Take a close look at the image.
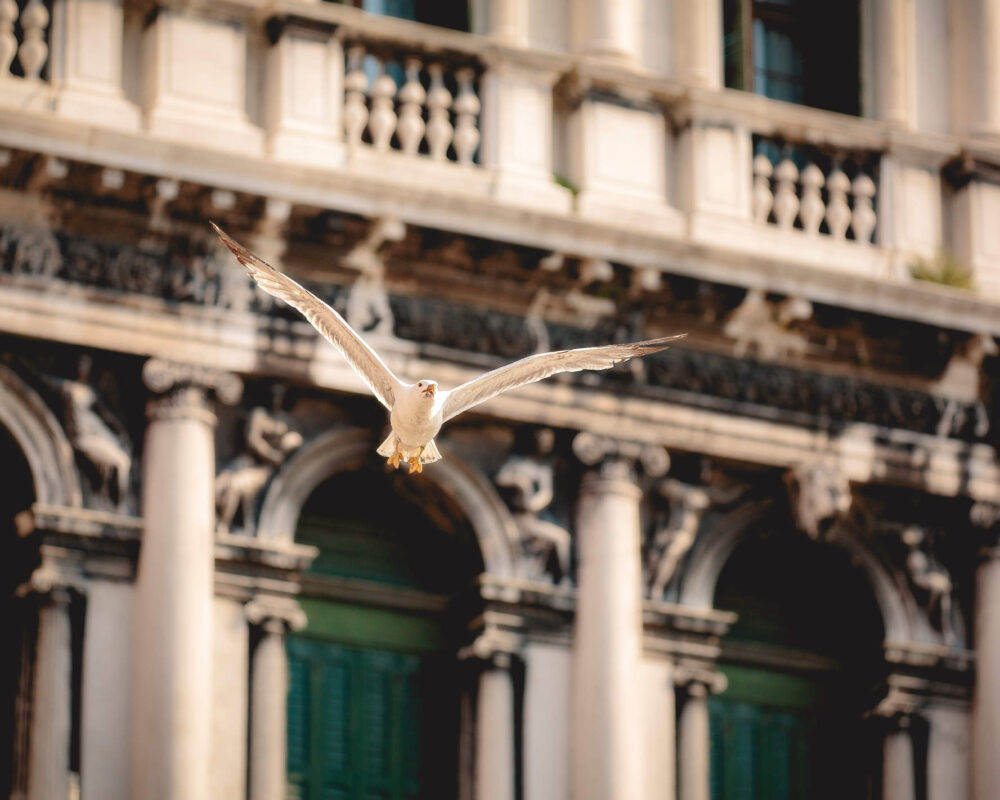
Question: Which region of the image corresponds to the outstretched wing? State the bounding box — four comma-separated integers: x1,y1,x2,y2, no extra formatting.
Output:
211,222,403,410
441,335,685,421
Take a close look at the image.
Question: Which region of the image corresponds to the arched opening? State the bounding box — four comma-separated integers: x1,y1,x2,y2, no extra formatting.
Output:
0,424,40,798
287,465,484,800
709,525,885,800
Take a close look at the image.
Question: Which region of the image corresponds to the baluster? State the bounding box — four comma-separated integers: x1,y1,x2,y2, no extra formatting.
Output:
425,64,453,161
452,67,481,165
396,58,426,156
772,158,800,229
799,163,825,235
752,154,774,223
825,167,852,240
343,45,370,154
851,174,877,244
0,0,17,76
17,0,49,80
368,58,398,152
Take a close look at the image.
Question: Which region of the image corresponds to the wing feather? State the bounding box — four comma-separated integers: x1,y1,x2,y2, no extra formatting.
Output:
441,334,685,421
211,222,402,410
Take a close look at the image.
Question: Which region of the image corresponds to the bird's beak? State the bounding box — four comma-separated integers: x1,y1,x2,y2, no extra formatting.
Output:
427,384,437,396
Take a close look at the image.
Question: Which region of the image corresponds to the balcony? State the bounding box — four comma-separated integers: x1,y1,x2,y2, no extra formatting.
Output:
1,0,998,312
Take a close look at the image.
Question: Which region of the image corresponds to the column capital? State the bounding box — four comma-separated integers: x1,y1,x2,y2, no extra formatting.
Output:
15,561,79,602
674,663,727,696
143,357,243,404
244,595,307,633
573,431,670,478
458,631,519,669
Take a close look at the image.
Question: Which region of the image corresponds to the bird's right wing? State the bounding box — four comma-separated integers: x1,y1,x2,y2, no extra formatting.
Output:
212,223,403,410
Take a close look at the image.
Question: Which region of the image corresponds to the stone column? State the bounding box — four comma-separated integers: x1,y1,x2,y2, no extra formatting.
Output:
873,0,916,127
675,668,726,800
572,0,640,63
130,359,241,800
571,433,669,800
972,545,1000,800
673,0,724,88
475,655,516,800
883,714,916,800
459,635,517,800
22,567,73,800
964,0,1000,136
246,597,307,800
487,0,529,46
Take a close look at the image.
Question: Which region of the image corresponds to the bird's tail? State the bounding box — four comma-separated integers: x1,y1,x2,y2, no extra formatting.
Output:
421,439,442,464
376,433,397,458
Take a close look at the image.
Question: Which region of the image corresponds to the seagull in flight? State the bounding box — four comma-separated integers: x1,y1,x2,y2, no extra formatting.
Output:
212,223,684,474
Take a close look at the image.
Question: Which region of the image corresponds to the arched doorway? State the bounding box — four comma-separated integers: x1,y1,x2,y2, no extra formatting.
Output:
287,465,484,800
709,526,885,800
0,423,40,798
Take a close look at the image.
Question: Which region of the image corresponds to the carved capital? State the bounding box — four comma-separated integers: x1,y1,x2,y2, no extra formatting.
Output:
572,431,670,477
674,662,727,696
142,358,243,405
15,562,77,602
244,595,307,634
457,630,519,668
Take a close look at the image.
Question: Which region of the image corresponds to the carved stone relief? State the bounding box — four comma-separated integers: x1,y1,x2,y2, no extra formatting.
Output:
899,525,955,645
495,432,570,584
785,460,851,540
215,407,302,534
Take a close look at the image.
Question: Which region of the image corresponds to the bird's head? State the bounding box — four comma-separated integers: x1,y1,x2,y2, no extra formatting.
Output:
414,380,438,400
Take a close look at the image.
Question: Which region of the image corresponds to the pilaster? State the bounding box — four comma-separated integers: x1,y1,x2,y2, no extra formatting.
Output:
571,0,640,64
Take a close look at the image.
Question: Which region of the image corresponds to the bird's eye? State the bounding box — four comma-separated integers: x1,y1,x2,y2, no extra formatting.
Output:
418,382,423,387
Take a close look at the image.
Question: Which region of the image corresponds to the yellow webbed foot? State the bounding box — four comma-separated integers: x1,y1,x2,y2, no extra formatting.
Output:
407,457,423,474
387,453,402,469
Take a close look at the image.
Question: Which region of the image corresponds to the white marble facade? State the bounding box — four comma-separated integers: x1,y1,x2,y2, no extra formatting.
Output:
0,1,999,800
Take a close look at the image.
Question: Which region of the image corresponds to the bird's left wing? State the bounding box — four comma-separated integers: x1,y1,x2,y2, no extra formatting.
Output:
211,222,403,410
441,335,685,422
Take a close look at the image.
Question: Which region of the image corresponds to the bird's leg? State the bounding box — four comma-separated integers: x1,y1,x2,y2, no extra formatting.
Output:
387,450,402,470
407,445,426,474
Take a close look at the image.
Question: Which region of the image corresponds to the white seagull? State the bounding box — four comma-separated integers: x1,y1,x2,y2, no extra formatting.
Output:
212,223,684,474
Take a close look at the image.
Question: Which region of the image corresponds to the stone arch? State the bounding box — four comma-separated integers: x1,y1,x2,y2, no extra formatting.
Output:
677,499,921,646
0,364,81,508
257,427,520,578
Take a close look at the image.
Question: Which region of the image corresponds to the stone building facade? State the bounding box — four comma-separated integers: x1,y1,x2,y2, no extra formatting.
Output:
1,1,999,800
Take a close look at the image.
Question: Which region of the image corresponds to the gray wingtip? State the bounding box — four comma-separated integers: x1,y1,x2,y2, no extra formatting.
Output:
634,333,687,353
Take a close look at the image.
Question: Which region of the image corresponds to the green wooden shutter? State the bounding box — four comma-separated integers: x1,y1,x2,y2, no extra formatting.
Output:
286,638,438,800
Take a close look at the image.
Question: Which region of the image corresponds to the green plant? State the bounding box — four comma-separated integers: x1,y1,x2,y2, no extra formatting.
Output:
552,173,579,196
909,251,975,290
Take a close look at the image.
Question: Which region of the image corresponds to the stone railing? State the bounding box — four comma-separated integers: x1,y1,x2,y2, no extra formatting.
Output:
751,138,880,244
0,0,49,80
340,40,481,164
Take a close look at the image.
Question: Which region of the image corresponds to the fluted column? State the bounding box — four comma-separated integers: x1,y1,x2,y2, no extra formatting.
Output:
246,597,306,800
675,668,726,800
130,359,242,800
571,433,668,800
23,570,73,800
972,545,1000,800
572,0,640,63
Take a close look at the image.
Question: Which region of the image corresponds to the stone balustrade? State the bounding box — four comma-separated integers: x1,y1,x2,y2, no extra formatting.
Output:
751,139,880,244
340,41,481,165
0,0,49,80
2,0,999,296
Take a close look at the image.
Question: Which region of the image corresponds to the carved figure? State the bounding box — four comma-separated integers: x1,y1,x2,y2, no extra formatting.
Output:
785,460,850,539
495,452,570,583
648,480,710,597
343,217,405,336
932,333,998,438
55,359,131,510
0,224,62,277
723,288,812,361
215,407,302,533
901,526,955,645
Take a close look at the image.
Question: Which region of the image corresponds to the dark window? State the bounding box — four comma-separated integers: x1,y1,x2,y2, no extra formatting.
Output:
724,0,860,115
339,0,470,31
